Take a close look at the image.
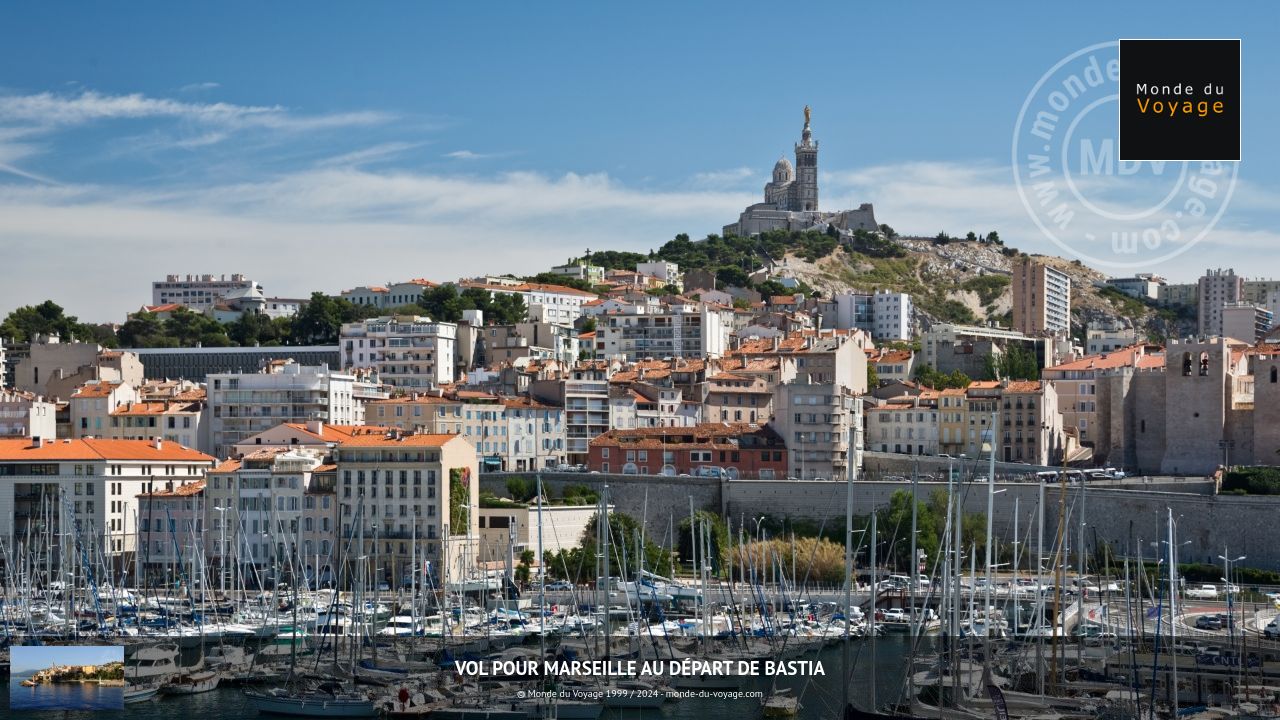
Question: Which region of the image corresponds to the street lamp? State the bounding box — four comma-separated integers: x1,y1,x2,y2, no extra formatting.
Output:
1217,552,1246,647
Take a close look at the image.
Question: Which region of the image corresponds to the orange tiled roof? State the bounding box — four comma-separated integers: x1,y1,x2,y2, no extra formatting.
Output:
111,401,200,416
209,458,243,473
1046,344,1165,373
1004,380,1043,393
876,350,913,364
143,303,183,313
0,438,213,462
72,382,122,399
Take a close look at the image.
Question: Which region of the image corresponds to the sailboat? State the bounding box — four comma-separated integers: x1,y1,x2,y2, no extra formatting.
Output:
160,668,222,695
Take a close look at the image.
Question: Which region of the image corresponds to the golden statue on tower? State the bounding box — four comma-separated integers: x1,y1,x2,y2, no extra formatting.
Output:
804,105,811,125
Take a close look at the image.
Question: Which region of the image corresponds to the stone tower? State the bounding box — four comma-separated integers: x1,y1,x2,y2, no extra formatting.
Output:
792,105,818,212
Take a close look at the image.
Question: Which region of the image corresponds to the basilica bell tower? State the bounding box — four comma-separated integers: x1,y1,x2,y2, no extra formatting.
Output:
793,105,819,212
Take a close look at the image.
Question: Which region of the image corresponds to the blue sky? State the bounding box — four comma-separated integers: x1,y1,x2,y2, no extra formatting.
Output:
0,2,1276,321
12,645,123,673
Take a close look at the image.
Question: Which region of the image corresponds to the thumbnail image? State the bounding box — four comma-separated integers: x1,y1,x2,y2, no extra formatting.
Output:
10,645,126,711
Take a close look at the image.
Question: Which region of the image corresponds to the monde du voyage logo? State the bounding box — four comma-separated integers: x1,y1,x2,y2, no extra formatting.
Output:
1013,40,1240,269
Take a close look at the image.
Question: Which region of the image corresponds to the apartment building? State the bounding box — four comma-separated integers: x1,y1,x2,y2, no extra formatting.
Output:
703,372,773,424
0,388,56,439
530,364,611,465
733,331,869,394
340,315,457,389
997,380,1063,465
333,431,478,588
366,392,567,471
0,437,214,573
1221,303,1273,343
204,448,328,588
1012,257,1071,336
1198,268,1244,337
770,380,862,481
595,302,730,362
208,362,364,458
867,393,939,456
458,321,579,370
135,479,206,583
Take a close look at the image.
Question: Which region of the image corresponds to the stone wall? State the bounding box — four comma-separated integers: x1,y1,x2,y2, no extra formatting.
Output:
481,472,1276,569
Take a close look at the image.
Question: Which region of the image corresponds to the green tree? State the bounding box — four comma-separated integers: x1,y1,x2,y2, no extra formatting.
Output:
677,510,730,576
0,300,98,343
291,292,349,344
163,308,229,346
980,344,1040,381
867,363,880,389
875,490,941,572
117,312,166,347
505,476,536,502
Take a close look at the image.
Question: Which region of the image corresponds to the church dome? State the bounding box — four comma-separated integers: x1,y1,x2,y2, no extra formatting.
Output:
772,156,794,182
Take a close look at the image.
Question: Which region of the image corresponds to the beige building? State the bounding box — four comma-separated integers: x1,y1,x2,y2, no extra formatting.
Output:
997,380,1064,465
333,431,478,589
1041,345,1164,456
1198,268,1244,337
16,342,143,401
769,379,862,480
1012,257,1071,337
703,372,773,424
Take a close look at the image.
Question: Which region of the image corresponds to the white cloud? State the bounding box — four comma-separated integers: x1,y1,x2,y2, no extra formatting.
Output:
0,90,393,133
179,82,221,92
444,149,512,160
688,167,758,190
319,142,423,168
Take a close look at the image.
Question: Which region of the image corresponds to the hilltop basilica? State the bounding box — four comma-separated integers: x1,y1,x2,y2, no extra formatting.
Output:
723,106,879,238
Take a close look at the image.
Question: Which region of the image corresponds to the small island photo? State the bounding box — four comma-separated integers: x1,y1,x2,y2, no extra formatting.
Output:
10,645,125,711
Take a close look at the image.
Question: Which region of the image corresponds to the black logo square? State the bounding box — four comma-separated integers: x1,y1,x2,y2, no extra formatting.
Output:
1119,39,1240,161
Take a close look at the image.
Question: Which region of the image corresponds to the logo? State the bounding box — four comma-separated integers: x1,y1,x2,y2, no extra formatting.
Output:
1012,41,1237,269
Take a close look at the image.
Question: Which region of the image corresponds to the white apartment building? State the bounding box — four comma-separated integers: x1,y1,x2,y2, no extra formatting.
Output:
152,274,259,311
1085,322,1138,355
208,362,362,458
366,393,567,472
0,389,56,439
530,365,611,464
340,316,457,389
871,290,913,341
635,261,681,287
205,448,327,585
595,303,730,361
0,437,214,572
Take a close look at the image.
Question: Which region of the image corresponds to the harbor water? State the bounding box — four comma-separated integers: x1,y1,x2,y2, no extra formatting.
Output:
8,671,125,711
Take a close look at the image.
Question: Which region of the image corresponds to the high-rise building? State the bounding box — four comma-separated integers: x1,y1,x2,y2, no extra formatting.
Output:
340,315,458,389
1197,268,1244,337
208,362,363,458
1012,257,1071,336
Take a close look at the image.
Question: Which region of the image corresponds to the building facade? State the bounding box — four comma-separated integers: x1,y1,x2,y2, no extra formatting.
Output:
1012,257,1071,336
1198,268,1244,337
208,362,364,458
340,315,458,389
152,274,258,311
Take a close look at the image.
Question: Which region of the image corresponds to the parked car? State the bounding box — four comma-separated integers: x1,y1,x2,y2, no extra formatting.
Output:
544,580,573,591
881,608,907,622
1195,615,1223,630
1264,618,1279,639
